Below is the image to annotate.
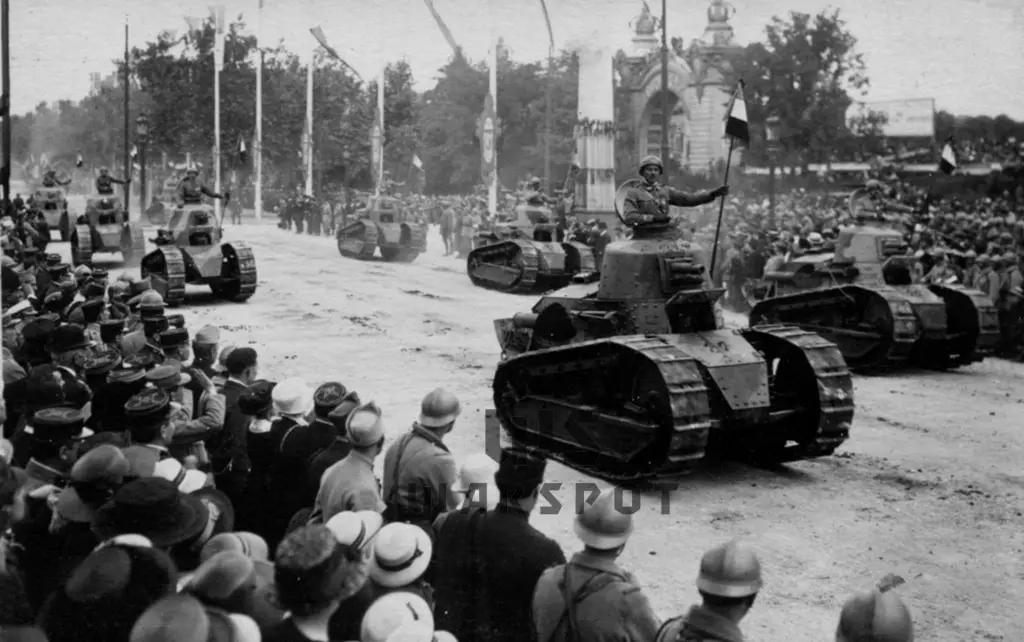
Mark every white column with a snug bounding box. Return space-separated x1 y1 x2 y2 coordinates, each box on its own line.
214 61 222 220
488 38 498 216
305 48 314 197
254 0 263 219
378 61 385 191
575 39 615 213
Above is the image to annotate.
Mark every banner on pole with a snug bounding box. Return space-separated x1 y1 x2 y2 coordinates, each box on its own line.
209 5 226 71
477 93 496 183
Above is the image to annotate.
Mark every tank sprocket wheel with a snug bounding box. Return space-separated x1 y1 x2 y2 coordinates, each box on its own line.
739 324 855 465
211 242 258 302
70 226 93 266
141 246 187 306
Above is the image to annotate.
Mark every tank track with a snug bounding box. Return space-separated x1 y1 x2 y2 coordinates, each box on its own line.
742 324 855 462
223 242 258 302
467 240 540 294
750 285 917 370
493 336 714 483
146 246 187 306
337 221 377 260
71 225 93 266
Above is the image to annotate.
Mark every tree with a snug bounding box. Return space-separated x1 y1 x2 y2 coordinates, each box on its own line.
729 9 869 168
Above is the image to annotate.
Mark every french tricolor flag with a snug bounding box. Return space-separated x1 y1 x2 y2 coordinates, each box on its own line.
723 81 749 143
939 137 957 175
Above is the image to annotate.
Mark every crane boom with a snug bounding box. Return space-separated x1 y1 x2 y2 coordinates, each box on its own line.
422 0 462 58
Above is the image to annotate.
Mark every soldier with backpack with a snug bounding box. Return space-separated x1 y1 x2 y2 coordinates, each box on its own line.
532 488 661 642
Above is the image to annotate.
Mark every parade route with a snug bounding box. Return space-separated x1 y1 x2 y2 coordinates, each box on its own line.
46 214 1024 641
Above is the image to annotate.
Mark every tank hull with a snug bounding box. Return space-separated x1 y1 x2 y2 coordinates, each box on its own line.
336 220 426 263
140 242 257 306
492 324 854 482
467 239 596 294
749 283 999 370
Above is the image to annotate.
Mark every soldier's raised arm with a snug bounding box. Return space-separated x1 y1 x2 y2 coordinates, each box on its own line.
665 184 729 208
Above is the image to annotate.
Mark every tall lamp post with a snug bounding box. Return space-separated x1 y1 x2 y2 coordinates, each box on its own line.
765 114 781 222
135 113 150 217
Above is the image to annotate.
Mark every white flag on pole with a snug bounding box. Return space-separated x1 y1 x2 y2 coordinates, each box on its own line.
412 154 423 170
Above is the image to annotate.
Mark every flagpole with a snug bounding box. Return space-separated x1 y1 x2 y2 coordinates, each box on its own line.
377 61 385 193
305 46 314 197
214 20 222 222
709 136 735 283
488 37 497 216
255 0 263 220
123 11 131 215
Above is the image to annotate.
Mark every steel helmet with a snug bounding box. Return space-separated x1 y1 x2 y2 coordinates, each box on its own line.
573 488 634 550
639 155 663 175
696 540 762 598
529 176 541 188
835 590 914 642
138 290 166 308
418 388 461 429
100 167 109 174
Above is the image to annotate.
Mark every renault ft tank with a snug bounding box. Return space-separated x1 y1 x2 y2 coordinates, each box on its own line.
70 194 146 266
336 195 426 262
30 186 71 240
749 194 999 370
140 202 257 306
488 179 855 482
467 200 596 294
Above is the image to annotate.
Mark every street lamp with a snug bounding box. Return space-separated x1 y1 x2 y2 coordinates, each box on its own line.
135 113 150 216
765 114 781 221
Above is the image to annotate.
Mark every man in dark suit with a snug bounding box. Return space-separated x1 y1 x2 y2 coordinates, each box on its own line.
209 346 259 510
429 448 565 642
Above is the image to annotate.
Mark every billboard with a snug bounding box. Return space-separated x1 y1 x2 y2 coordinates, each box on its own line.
847 99 935 138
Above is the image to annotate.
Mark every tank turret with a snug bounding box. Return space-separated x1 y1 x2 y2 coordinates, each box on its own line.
487 179 855 483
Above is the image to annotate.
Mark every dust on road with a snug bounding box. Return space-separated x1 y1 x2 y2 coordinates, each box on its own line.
60 216 1024 641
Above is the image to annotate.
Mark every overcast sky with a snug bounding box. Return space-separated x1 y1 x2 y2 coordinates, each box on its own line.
6 0 1024 119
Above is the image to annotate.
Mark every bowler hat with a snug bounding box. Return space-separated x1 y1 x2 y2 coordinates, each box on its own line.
92 477 210 548
21 317 57 343
313 381 347 411
46 323 94 353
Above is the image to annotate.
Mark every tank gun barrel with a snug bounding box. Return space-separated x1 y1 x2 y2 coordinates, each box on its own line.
513 312 538 329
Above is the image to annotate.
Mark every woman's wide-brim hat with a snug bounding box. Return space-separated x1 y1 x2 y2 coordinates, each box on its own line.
92 477 209 549
272 378 314 416
368 523 432 588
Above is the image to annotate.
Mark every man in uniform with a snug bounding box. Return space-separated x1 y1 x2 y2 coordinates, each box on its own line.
532 488 661 641
95 167 130 195
524 177 555 207
41 167 71 188
622 156 729 228
654 540 762 642
177 167 229 207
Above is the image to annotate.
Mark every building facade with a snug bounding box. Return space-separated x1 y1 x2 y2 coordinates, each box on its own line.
614 0 744 176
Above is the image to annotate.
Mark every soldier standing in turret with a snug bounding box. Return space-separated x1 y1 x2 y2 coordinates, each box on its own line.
176 167 228 207
41 167 72 188
523 177 555 207
95 167 131 195
621 155 729 229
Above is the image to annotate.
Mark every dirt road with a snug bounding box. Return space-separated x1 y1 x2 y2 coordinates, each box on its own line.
66 217 1024 641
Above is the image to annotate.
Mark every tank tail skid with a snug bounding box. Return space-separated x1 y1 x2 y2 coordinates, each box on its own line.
337 221 378 260
749 285 919 370
379 224 426 263
739 325 855 463
926 284 1000 365
492 325 854 483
